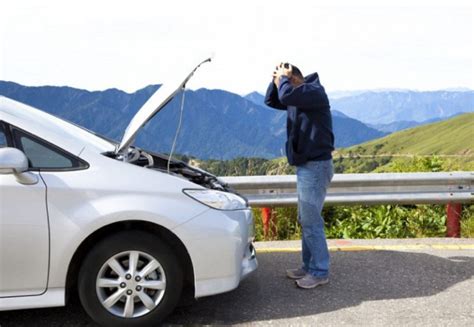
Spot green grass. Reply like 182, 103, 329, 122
331, 113, 474, 172
338, 113, 474, 157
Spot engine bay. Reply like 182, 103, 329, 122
103, 148, 232, 192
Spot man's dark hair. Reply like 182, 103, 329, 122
288, 63, 303, 79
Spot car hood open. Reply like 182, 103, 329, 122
115, 56, 212, 155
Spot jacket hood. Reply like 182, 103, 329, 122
304, 72, 320, 84
115, 56, 212, 154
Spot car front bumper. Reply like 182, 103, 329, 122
172, 207, 258, 298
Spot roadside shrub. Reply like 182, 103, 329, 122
461, 205, 474, 238
253, 204, 453, 241
325, 205, 446, 239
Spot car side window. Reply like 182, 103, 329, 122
0, 125, 7, 148
12, 129, 87, 170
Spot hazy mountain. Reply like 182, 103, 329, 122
368, 113, 465, 133
1, 81, 384, 159
328, 88, 424, 99
245, 89, 473, 135
243, 91, 266, 106
245, 89, 474, 127
368, 120, 422, 133
330, 90, 474, 125
328, 88, 473, 99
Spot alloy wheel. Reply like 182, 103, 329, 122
95, 250, 167, 318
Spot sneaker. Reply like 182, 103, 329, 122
295, 274, 329, 289
286, 268, 307, 279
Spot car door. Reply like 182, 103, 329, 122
0, 122, 49, 297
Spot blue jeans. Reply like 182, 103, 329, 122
296, 159, 334, 278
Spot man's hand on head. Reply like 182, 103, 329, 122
273, 62, 293, 88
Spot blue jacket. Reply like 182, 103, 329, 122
264, 72, 334, 166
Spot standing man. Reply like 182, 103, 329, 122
264, 63, 335, 289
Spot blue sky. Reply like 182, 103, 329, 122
1, 0, 472, 95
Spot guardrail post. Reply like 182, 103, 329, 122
261, 207, 276, 240
446, 203, 462, 238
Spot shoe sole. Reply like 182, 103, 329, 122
287, 274, 306, 280
295, 279, 329, 289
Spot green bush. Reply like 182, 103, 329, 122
325, 205, 446, 239
252, 204, 452, 241
253, 204, 474, 241
253, 207, 301, 241
461, 205, 474, 238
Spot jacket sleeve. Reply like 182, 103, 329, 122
277, 76, 329, 109
264, 81, 287, 110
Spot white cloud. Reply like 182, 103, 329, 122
1, 0, 472, 94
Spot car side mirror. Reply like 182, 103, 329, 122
0, 147, 29, 174
0, 147, 38, 185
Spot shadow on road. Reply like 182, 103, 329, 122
0, 251, 473, 326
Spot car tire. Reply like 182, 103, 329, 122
78, 230, 183, 327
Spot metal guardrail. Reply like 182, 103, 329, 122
220, 172, 474, 207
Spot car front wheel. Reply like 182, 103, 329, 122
78, 231, 183, 326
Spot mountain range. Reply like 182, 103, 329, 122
244, 91, 472, 133
0, 81, 471, 160
329, 90, 474, 125
0, 81, 384, 159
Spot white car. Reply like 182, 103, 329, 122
0, 58, 257, 326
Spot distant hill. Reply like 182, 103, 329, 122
339, 113, 474, 156
368, 113, 465, 133
0, 81, 384, 159
243, 91, 266, 107
330, 90, 474, 125
327, 88, 411, 99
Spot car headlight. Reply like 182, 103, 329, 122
183, 189, 247, 210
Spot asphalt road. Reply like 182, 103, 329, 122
1, 247, 473, 326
